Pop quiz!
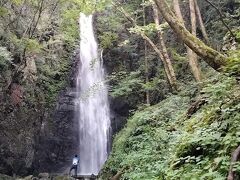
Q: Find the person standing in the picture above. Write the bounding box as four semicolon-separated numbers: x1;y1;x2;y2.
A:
69;154;79;176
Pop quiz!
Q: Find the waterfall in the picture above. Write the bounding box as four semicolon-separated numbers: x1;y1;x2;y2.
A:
75;13;111;175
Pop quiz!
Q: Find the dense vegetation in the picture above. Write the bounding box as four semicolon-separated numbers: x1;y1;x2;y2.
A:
0;0;240;179
98;0;240;179
101;75;240;179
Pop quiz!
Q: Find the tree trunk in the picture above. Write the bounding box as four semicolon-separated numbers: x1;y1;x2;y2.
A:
189;0;197;45
152;4;177;86
194;0;210;44
173;0;201;82
154;0;227;71
143;2;150;105
173;0;184;24
141;33;176;90
114;3;177;90
228;145;240;180
189;0;202;82
144;41;150;105
30;0;45;38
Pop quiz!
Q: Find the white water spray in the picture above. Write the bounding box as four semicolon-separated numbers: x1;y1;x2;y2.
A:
75;13;111;175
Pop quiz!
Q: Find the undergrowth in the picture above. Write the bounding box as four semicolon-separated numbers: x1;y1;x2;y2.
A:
100;75;240;180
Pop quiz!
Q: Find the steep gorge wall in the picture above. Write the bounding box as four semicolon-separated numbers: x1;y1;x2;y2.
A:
36;48;130;173
34;50;80;173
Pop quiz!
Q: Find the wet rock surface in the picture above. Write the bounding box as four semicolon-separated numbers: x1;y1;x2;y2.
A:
35;51;80;173
37;49;130;173
110;97;129;135
0;47;129;176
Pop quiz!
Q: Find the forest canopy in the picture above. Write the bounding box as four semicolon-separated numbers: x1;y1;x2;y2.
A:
0;0;240;179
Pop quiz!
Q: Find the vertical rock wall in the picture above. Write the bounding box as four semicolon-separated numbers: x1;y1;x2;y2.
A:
36;50;80;173
37;48;130;173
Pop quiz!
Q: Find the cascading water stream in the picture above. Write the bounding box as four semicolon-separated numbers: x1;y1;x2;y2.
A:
75;13;111;175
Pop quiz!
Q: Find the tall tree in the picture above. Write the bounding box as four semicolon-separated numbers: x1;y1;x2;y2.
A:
152;3;177;87
194;0;210;44
114;3;178;90
189;0;202;82
154;0;227;72
173;0;202;82
143;1;150;105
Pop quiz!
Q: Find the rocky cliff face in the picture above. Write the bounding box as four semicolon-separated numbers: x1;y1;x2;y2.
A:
35;50;80;173
36;49;130;173
0;86;45;176
35;88;77;173
110;97;129;136
0;31;130;178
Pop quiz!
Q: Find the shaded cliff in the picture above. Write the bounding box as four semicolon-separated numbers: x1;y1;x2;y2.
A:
35;48;130;174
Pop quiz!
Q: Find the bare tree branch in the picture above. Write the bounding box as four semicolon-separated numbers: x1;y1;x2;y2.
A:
203;0;235;39
30;0;45;37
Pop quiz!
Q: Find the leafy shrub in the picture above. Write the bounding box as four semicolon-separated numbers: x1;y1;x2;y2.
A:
100;76;240;180
109;71;144;98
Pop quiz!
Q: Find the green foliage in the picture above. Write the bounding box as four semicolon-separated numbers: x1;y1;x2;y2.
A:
201;76;236;102
60;0;112;43
61;9;80;43
0;47;12;71
0;7;8;16
62;0;112;14
129;23;169;36
236;29;240;43
142;77;161;91
37;55;71;106
99;31;118;49
101;76;240;179
10;0;24;5
101;94;190;180
0;0;239;177
24;38;42;54
109;71;144;97
171;48;187;62
0;0;74;106
225;50;240;76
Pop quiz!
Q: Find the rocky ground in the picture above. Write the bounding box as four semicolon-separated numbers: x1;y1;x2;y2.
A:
0;173;77;180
